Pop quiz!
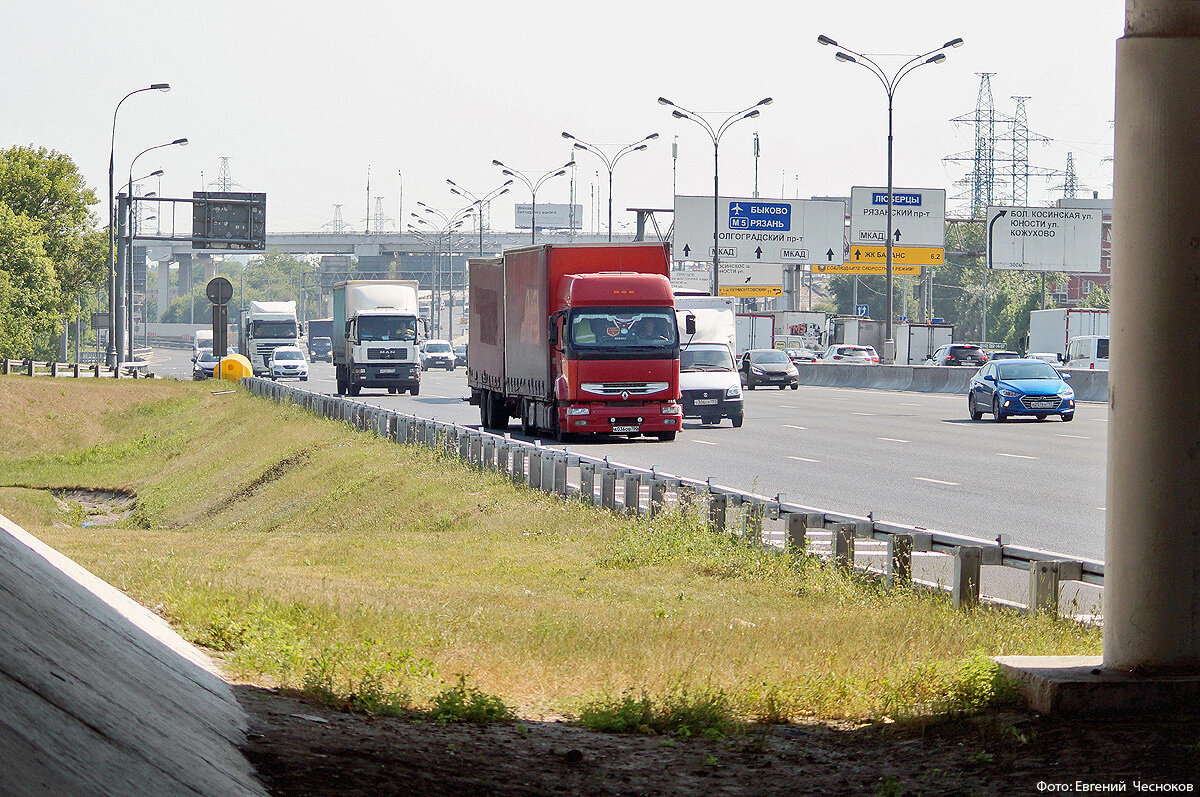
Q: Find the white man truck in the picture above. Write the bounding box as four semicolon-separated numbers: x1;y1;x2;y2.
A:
333;280;423;396
240;301;300;376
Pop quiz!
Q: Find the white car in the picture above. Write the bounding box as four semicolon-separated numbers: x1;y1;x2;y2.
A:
268;346;309;381
821;345;880;364
420;339;456;371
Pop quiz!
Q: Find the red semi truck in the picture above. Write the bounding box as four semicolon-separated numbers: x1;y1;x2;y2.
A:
468;243;686;441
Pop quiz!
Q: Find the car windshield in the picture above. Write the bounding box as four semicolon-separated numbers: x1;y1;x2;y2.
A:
749;350;789;364
680;346;734;371
997;361;1060;380
425;342;452;353
569;308;677;350
313;337;331;347
274;350;303;361
359;316;416;342
198;351;218;363
250;320;297;338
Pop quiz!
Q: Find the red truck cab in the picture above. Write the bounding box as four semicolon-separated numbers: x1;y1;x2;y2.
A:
468;243;684;441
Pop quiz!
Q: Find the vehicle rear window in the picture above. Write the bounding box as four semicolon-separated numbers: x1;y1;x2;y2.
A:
1096;338;1109;359
950;346;981;356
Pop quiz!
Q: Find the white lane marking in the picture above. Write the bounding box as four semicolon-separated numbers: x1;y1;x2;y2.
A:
1096;506;1106;511
1055;433;1090;439
783;424;808;430
997;452;1038;460
693;440;718;446
901;402;924;407
914;476;959;486
853;412;875;416
787;455;820;463
1090;418;1108;422
877;437;910;443
779;405;801;409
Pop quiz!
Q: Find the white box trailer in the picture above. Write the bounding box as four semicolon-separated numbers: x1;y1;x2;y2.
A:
894;323;954;365
735;314;774;355
1028;308;1109;360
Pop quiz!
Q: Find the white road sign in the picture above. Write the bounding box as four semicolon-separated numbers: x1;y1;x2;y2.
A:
673;196;846;267
849;186;946;248
986;205;1103;272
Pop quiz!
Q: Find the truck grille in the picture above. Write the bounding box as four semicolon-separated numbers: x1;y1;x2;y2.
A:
581;382;669;396
368;347;408;360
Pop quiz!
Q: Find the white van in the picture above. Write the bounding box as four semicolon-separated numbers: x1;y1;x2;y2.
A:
676;305;744;427
1064;335;1109;370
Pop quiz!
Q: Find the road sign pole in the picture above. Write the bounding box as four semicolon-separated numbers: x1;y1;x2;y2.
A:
885;91;895;362
713;141;720;296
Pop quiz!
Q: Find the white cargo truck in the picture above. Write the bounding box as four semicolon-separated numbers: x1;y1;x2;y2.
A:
333;280;423;396
771;311;828;351
735;313;774;356
675;296;743;427
894;323;954;365
1028;308;1109;362
240;301;299;376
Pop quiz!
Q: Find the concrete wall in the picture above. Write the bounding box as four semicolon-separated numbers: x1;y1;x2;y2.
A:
0;513;265;797
795;364;1108;403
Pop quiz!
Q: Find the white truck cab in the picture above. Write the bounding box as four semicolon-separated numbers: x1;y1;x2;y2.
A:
675;298;744;427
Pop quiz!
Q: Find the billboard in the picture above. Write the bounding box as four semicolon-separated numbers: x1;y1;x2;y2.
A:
514;204;584;230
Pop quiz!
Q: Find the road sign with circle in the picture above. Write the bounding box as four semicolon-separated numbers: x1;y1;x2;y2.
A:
206;277;233;305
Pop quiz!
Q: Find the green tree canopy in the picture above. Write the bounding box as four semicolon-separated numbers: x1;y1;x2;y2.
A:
0;204;63;358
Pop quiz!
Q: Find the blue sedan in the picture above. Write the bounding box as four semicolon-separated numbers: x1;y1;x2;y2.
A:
968;359;1075;422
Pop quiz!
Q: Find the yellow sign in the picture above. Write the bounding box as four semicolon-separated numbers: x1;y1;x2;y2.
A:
848;245;945;267
718;285;783;297
813;263;921;276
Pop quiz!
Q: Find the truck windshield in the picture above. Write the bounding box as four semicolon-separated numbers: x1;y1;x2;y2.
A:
680;346;734;372
568;308;677;351
250;320;297;338
359;316;416;342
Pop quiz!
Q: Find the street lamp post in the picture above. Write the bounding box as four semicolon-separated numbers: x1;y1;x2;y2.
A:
107;83;169;366
817;33;963;361
447;179;512;256
491;159;575;244
124;138;187;364
560;131;658;242
411;210;468;339
657;96;772;296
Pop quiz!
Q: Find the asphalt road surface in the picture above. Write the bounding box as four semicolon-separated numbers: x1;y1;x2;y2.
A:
152;349;1106;562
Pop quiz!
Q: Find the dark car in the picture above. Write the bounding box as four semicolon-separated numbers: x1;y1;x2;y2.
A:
986;350;1021;361
192;349;220;380
784;347;820;364
967;358;1075;422
309;336;333;363
926;343;989;366
454;344;468;369
739;349;799;390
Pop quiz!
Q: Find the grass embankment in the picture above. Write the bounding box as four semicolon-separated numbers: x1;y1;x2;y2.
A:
0;377;1101;729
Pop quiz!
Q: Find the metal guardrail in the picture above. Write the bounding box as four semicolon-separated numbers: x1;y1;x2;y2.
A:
0;358;154;379
242;377;1104;618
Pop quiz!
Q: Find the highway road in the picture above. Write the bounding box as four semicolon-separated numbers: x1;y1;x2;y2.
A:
150;348;1107;562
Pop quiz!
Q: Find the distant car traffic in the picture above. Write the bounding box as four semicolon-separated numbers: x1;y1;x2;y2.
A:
309;336;333;362
821;345;880;364
967;358;1075;422
192;350;220;380
453;344;468;369
926;344;988;366
268;346;309;381
739;349;799;390
420;339;456;371
986;350;1021;361
784;347;820;364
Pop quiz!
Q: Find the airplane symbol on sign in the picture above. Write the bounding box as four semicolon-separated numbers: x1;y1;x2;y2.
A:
729;203;745;216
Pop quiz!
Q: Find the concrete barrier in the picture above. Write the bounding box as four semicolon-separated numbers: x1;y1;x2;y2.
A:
794;363;1105;400
0;513;265;797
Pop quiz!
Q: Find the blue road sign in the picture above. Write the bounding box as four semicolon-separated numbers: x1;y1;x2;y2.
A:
855;304;869;317
727;201;791;231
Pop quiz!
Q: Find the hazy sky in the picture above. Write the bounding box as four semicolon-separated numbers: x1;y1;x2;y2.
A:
3;1;1123;235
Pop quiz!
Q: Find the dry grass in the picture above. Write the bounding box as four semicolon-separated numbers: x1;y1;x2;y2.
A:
0;376;1101;723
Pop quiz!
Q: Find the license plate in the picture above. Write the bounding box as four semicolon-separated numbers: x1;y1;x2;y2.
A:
1030;400;1057;409
378;368;395;374
612;425;639;433
694;398;718;406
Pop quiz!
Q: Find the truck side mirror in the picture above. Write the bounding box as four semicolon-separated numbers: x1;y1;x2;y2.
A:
547;317;559;347
345;321;352;337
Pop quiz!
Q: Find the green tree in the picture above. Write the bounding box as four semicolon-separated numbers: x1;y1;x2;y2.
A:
0;204;63;358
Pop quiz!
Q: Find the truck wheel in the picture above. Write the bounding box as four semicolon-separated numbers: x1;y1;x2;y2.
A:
790;383;798;390
348;384;361;397
388;387;397;394
336;380;347;396
410;385;420;396
730;413;744;428
654;432;677;442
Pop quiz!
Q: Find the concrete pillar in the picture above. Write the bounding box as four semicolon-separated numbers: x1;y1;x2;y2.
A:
157;262;171;321
1106;4;1200;671
175;253;192;298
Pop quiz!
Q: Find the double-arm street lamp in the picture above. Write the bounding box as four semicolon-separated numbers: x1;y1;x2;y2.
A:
446;179;512;256
120;138;187;364
817;33;963;359
560;131;659;242
657;96;772;296
107;82;170;366
491;159;575;244
412;206;470;340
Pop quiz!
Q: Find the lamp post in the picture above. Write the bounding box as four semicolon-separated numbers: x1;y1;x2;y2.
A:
411;211;468;339
817;33;963;360
447;179;512;256
657;96;772;296
107;83;169;366
560;131;658;242
491;159;575;244
124;139;186;364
